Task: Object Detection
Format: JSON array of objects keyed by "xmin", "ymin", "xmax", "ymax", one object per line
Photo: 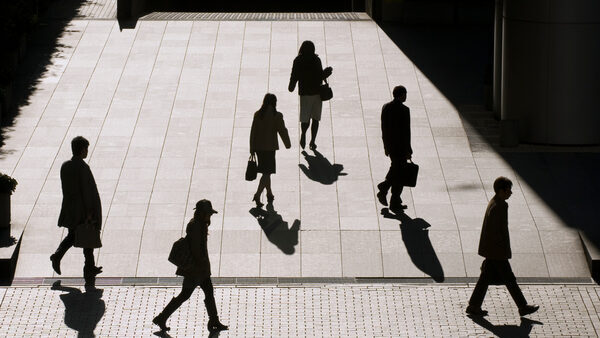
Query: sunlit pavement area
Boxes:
[
  {"xmin": 0, "ymin": 283, "xmax": 599, "ymax": 336},
  {"xmin": 0, "ymin": 2, "xmax": 592, "ymax": 280}
]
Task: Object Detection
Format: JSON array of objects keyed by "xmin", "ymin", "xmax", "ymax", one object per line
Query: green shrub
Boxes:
[{"xmin": 0, "ymin": 172, "xmax": 18, "ymax": 194}]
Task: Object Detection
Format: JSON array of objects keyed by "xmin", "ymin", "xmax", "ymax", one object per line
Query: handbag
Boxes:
[
  {"xmin": 245, "ymin": 154, "xmax": 257, "ymax": 181},
  {"xmin": 401, "ymin": 160, "xmax": 419, "ymax": 187},
  {"xmin": 319, "ymin": 78, "xmax": 333, "ymax": 101},
  {"xmin": 168, "ymin": 237, "xmax": 195, "ymax": 271},
  {"xmin": 74, "ymin": 219, "xmax": 102, "ymax": 249}
]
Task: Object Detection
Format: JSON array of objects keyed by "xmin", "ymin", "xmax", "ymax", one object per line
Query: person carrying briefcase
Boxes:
[{"xmin": 377, "ymin": 85, "xmax": 414, "ymax": 214}]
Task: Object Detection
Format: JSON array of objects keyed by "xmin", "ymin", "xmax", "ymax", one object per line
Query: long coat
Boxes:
[
  {"xmin": 250, "ymin": 111, "xmax": 291, "ymax": 153},
  {"xmin": 176, "ymin": 218, "xmax": 211, "ymax": 280},
  {"xmin": 478, "ymin": 196, "xmax": 512, "ymax": 259},
  {"xmin": 381, "ymin": 100, "xmax": 412, "ymax": 157},
  {"xmin": 57, "ymin": 157, "xmax": 102, "ymax": 229}
]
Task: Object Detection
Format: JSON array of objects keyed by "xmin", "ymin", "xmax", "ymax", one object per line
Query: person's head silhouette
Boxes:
[
  {"xmin": 258, "ymin": 93, "xmax": 277, "ymax": 119},
  {"xmin": 71, "ymin": 136, "xmax": 89, "ymax": 159},
  {"xmin": 393, "ymin": 85, "xmax": 407, "ymax": 102},
  {"xmin": 299, "ymin": 40, "xmax": 315, "ymax": 56}
]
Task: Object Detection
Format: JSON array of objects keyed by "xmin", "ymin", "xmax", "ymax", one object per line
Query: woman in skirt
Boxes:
[{"xmin": 249, "ymin": 93, "xmax": 291, "ymax": 207}]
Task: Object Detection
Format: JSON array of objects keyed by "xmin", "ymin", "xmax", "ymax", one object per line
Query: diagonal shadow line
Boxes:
[{"xmin": 378, "ymin": 13, "xmax": 600, "ymax": 253}]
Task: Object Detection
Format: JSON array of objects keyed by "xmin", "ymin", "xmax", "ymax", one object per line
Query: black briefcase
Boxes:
[{"xmin": 401, "ymin": 160, "xmax": 419, "ymax": 187}]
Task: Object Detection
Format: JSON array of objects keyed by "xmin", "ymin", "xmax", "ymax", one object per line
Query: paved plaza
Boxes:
[
  {"xmin": 0, "ymin": 282, "xmax": 599, "ymax": 337},
  {"xmin": 0, "ymin": 10, "xmax": 589, "ymax": 280},
  {"xmin": 0, "ymin": 1, "xmax": 599, "ymax": 337}
]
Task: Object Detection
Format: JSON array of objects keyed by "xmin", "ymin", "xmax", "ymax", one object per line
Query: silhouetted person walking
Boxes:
[
  {"xmin": 153, "ymin": 200, "xmax": 228, "ymax": 333},
  {"xmin": 377, "ymin": 86, "xmax": 412, "ymax": 213},
  {"xmin": 250, "ymin": 93, "xmax": 291, "ymax": 207},
  {"xmin": 50, "ymin": 136, "xmax": 102, "ymax": 290},
  {"xmin": 288, "ymin": 40, "xmax": 332, "ymax": 150},
  {"xmin": 466, "ymin": 177, "xmax": 539, "ymax": 317}
]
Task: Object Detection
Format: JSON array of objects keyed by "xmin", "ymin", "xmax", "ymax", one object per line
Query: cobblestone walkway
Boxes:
[{"xmin": 0, "ymin": 283, "xmax": 598, "ymax": 337}]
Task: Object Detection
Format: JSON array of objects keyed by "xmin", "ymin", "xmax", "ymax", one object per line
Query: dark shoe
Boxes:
[
  {"xmin": 50, "ymin": 254, "xmax": 61, "ymax": 275},
  {"xmin": 153, "ymin": 314, "xmax": 170, "ymax": 332},
  {"xmin": 519, "ymin": 304, "xmax": 539, "ymax": 316},
  {"xmin": 300, "ymin": 134, "xmax": 306, "ymax": 149},
  {"xmin": 309, "ymin": 142, "xmax": 317, "ymax": 150},
  {"xmin": 376, "ymin": 190, "xmax": 388, "ymax": 206},
  {"xmin": 466, "ymin": 305, "xmax": 488, "ymax": 317},
  {"xmin": 207, "ymin": 318, "xmax": 228, "ymax": 332},
  {"xmin": 93, "ymin": 266, "xmax": 103, "ymax": 275},
  {"xmin": 252, "ymin": 194, "xmax": 264, "ymax": 208},
  {"xmin": 84, "ymin": 283, "xmax": 98, "ymax": 292},
  {"xmin": 267, "ymin": 193, "xmax": 274, "ymax": 203},
  {"xmin": 389, "ymin": 204, "xmax": 408, "ymax": 214}
]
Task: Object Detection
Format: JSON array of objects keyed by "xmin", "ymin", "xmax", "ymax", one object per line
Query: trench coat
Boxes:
[
  {"xmin": 478, "ymin": 196, "xmax": 512, "ymax": 260},
  {"xmin": 57, "ymin": 157, "xmax": 102, "ymax": 229}
]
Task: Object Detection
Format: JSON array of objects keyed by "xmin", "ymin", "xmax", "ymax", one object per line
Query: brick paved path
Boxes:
[{"xmin": 0, "ymin": 283, "xmax": 598, "ymax": 337}]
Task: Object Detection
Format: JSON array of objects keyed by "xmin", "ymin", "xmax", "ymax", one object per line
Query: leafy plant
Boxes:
[{"xmin": 0, "ymin": 172, "xmax": 17, "ymax": 194}]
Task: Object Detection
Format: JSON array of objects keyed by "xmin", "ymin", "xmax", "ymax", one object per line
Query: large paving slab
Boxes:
[
  {"xmin": 0, "ymin": 283, "xmax": 599, "ymax": 337},
  {"xmin": 0, "ymin": 10, "xmax": 589, "ymax": 278}
]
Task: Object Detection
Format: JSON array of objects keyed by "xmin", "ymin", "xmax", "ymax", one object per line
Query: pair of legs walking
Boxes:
[
  {"xmin": 299, "ymin": 94, "xmax": 322, "ymax": 150},
  {"xmin": 50, "ymin": 228, "xmax": 101, "ymax": 287},
  {"xmin": 378, "ymin": 154, "xmax": 405, "ymax": 212},
  {"xmin": 300, "ymin": 119, "xmax": 319, "ymax": 150},
  {"xmin": 254, "ymin": 174, "xmax": 273, "ymax": 207},
  {"xmin": 467, "ymin": 259, "xmax": 539, "ymax": 316},
  {"xmin": 153, "ymin": 277, "xmax": 227, "ymax": 332}
]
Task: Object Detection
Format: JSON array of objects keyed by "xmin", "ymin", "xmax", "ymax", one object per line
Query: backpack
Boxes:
[{"xmin": 168, "ymin": 237, "xmax": 195, "ymax": 271}]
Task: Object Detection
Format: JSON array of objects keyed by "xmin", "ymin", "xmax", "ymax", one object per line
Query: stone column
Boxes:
[{"xmin": 501, "ymin": 0, "xmax": 600, "ymax": 145}]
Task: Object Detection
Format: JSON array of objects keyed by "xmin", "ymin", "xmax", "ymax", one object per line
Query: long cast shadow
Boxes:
[
  {"xmin": 250, "ymin": 204, "xmax": 300, "ymax": 255},
  {"xmin": 1, "ymin": 0, "xmax": 85, "ymax": 149},
  {"xmin": 51, "ymin": 280, "xmax": 105, "ymax": 338},
  {"xmin": 382, "ymin": 209, "xmax": 444, "ymax": 282},
  {"xmin": 299, "ymin": 150, "xmax": 347, "ymax": 185},
  {"xmin": 470, "ymin": 316, "xmax": 543, "ymax": 338}
]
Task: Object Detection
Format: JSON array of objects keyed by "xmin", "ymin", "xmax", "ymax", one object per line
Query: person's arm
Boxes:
[
  {"xmin": 381, "ymin": 106, "xmax": 390, "ymax": 156},
  {"xmin": 250, "ymin": 115, "xmax": 257, "ymax": 154},
  {"xmin": 277, "ymin": 113, "xmax": 291, "ymax": 149},
  {"xmin": 405, "ymin": 107, "xmax": 412, "ymax": 159},
  {"xmin": 288, "ymin": 59, "xmax": 298, "ymax": 92},
  {"xmin": 79, "ymin": 164, "xmax": 96, "ymax": 223},
  {"xmin": 318, "ymin": 58, "xmax": 332, "ymax": 80}
]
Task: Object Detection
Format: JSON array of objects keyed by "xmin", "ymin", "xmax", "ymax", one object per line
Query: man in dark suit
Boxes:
[
  {"xmin": 50, "ymin": 136, "xmax": 102, "ymax": 289},
  {"xmin": 377, "ymin": 85, "xmax": 412, "ymax": 213},
  {"xmin": 466, "ymin": 177, "xmax": 539, "ymax": 317}
]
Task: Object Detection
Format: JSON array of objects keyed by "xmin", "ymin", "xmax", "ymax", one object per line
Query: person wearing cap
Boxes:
[{"xmin": 153, "ymin": 199, "xmax": 228, "ymax": 333}]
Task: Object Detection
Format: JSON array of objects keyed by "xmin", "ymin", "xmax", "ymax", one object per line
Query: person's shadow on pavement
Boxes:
[
  {"xmin": 299, "ymin": 150, "xmax": 347, "ymax": 185},
  {"xmin": 51, "ymin": 280, "xmax": 105, "ymax": 338},
  {"xmin": 250, "ymin": 203, "xmax": 300, "ymax": 255},
  {"xmin": 382, "ymin": 209, "xmax": 445, "ymax": 282},
  {"xmin": 469, "ymin": 316, "xmax": 543, "ymax": 338}
]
